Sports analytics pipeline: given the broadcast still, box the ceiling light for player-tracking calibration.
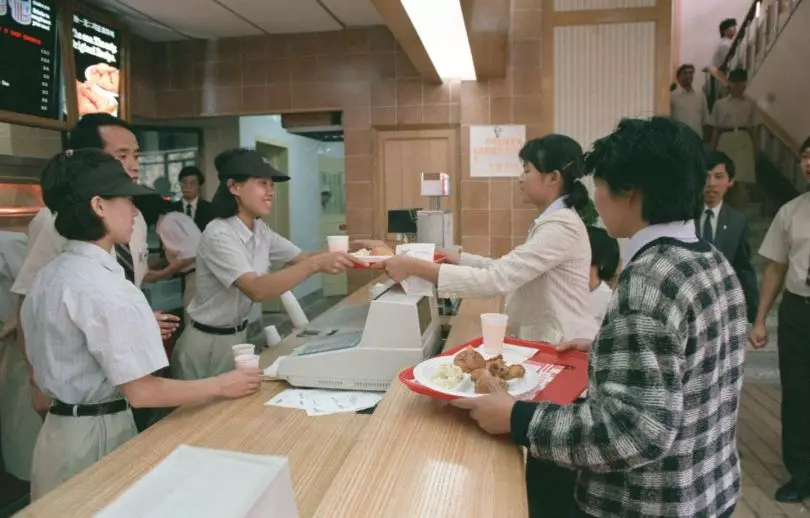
[401,0,477,82]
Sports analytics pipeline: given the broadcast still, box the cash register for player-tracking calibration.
[276,280,442,391]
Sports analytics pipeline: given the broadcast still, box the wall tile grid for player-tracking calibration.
[130,2,547,288]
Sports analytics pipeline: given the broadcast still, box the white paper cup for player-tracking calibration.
[231,343,255,359]
[481,313,508,354]
[234,354,260,371]
[263,325,282,347]
[326,235,349,252]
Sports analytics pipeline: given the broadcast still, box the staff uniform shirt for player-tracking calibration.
[11,207,149,295]
[0,232,27,328]
[759,192,810,297]
[21,241,167,405]
[187,217,301,328]
[712,37,734,68]
[670,87,710,136]
[156,212,201,268]
[710,96,759,129]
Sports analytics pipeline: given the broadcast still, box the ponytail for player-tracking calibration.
[211,181,239,219]
[563,179,590,212]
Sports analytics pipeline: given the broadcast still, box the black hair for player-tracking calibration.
[728,68,748,83]
[670,82,677,92]
[585,116,707,225]
[134,195,174,227]
[707,150,736,180]
[719,18,737,37]
[211,148,253,219]
[676,64,695,77]
[41,149,120,241]
[801,136,810,153]
[178,165,205,185]
[586,226,620,282]
[67,114,134,150]
[518,134,589,212]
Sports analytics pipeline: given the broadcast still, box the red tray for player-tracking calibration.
[352,253,447,269]
[399,336,588,405]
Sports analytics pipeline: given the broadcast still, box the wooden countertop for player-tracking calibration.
[20,285,523,518]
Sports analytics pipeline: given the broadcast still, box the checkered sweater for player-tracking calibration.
[511,238,746,517]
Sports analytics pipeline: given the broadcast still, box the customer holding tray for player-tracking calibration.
[366,134,591,344]
[21,150,262,500]
[172,148,364,380]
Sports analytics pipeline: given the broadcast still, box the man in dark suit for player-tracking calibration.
[698,151,759,321]
[173,165,215,231]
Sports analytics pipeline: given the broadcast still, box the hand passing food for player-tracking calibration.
[312,252,366,274]
[372,255,414,282]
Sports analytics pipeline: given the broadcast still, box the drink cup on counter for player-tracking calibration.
[231,343,255,359]
[263,325,282,347]
[480,313,508,355]
[234,354,260,371]
[326,235,349,253]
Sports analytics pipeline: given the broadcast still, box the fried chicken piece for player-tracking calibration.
[472,368,508,394]
[504,364,526,380]
[486,356,510,379]
[453,348,486,373]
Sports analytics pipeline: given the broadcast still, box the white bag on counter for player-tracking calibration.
[95,445,299,518]
[395,243,436,298]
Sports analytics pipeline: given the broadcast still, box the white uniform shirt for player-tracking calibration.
[11,207,149,295]
[710,96,758,129]
[712,38,734,68]
[670,87,710,136]
[156,212,201,264]
[21,241,168,405]
[0,231,27,327]
[187,217,301,327]
[759,192,810,297]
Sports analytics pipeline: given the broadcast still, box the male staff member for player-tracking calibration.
[172,165,215,231]
[750,136,810,503]
[670,64,710,139]
[713,18,737,71]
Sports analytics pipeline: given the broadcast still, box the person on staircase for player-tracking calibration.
[749,136,810,503]
[697,151,759,322]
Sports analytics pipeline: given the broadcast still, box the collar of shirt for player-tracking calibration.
[623,220,698,267]
[64,240,123,273]
[704,202,722,219]
[534,196,567,225]
[226,216,257,244]
[184,197,198,210]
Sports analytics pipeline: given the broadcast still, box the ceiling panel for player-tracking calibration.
[218,0,342,33]
[115,0,262,38]
[321,0,384,26]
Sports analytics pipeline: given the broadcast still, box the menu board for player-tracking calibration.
[71,11,121,118]
[0,0,62,121]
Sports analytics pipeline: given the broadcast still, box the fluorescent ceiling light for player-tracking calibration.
[401,0,477,82]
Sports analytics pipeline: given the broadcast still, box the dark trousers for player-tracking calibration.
[526,457,576,518]
[778,291,810,479]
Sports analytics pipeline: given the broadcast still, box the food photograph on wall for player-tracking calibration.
[71,10,121,117]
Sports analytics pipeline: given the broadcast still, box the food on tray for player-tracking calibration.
[430,364,464,390]
[485,355,511,379]
[371,246,394,257]
[353,248,371,257]
[453,348,486,374]
[471,368,508,394]
[76,81,117,116]
[86,63,120,93]
[505,364,526,380]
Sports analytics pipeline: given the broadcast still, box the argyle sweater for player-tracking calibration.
[511,238,746,518]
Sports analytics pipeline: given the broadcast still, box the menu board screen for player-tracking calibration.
[72,12,121,118]
[0,0,62,120]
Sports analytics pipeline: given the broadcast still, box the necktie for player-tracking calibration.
[115,244,135,283]
[185,203,192,217]
[702,209,714,244]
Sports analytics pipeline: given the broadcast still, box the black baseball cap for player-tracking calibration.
[73,160,157,199]
[215,149,291,183]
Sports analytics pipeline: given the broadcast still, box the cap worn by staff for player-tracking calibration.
[216,149,291,183]
[72,159,157,199]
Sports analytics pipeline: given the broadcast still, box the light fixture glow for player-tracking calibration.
[401,0,477,82]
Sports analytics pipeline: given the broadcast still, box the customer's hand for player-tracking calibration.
[310,252,366,274]
[153,311,180,340]
[217,368,262,398]
[749,321,768,349]
[29,383,51,418]
[372,255,414,282]
[556,338,592,353]
[436,247,461,265]
[450,380,515,435]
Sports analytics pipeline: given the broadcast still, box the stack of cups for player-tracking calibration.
[327,235,349,252]
[231,343,259,371]
[480,313,508,355]
[263,325,282,347]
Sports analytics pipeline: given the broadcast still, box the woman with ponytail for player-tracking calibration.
[364,134,592,345]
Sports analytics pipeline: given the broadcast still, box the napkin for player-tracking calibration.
[265,388,382,417]
[395,243,436,297]
[263,357,287,380]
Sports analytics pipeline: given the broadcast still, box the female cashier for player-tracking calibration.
[373,134,592,344]
[172,148,362,380]
[21,150,261,500]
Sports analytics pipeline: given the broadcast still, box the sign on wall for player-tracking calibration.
[469,125,526,178]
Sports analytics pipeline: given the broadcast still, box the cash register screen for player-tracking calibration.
[417,296,432,335]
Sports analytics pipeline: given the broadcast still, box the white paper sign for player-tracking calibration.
[470,125,526,177]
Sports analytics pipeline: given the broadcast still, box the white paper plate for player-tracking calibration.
[351,255,392,264]
[413,350,540,399]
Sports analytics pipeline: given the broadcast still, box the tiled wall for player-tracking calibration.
[130,1,547,265]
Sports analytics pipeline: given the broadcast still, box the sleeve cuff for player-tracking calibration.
[510,400,539,447]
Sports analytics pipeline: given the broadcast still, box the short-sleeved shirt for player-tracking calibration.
[0,231,27,326]
[21,241,168,405]
[670,87,710,136]
[758,192,810,297]
[710,96,758,129]
[12,207,149,295]
[187,217,302,327]
[156,212,201,264]
[712,38,734,68]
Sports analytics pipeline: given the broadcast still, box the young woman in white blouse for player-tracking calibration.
[371,134,592,344]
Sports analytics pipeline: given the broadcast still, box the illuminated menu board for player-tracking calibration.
[72,11,121,118]
[0,0,62,121]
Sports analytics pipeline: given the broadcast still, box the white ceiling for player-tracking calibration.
[82,0,384,41]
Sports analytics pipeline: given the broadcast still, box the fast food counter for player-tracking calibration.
[20,281,526,518]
